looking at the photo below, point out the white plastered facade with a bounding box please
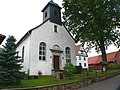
[17,21,76,75]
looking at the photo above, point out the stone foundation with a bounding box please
[9,72,120,90]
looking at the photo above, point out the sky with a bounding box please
[0,0,62,42]
[0,0,119,56]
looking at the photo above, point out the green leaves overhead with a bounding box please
[63,0,120,43]
[63,0,120,66]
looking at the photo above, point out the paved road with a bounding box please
[77,74,120,90]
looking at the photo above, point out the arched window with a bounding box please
[65,47,71,61]
[39,42,46,61]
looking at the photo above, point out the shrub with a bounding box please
[88,66,93,72]
[108,64,120,70]
[74,66,82,74]
[116,65,120,69]
[27,76,38,79]
[63,59,76,78]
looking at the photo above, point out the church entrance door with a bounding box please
[53,55,60,71]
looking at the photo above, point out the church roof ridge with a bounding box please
[16,20,76,47]
[41,0,61,12]
[16,19,50,46]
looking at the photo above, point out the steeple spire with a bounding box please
[42,1,62,25]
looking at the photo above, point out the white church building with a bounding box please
[16,0,76,75]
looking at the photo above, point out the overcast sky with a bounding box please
[0,0,62,42]
[0,0,119,56]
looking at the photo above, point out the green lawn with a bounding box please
[20,76,79,88]
[0,75,79,88]
[0,70,119,89]
[79,70,118,78]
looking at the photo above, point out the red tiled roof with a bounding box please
[75,45,81,54]
[88,55,102,64]
[115,49,120,57]
[88,51,119,65]
[115,50,120,60]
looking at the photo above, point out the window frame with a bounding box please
[79,56,81,60]
[79,63,81,66]
[84,57,86,61]
[65,47,71,61]
[54,25,57,33]
[84,63,86,67]
[22,46,25,63]
[39,42,46,61]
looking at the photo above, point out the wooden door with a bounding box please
[53,55,60,71]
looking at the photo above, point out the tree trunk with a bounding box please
[97,39,107,73]
[99,39,107,62]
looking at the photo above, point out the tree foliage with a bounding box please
[0,36,24,85]
[63,0,120,64]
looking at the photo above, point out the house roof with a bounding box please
[75,45,81,54]
[88,55,101,65]
[88,50,119,65]
[75,44,88,57]
[115,49,120,60]
[0,34,5,44]
[115,49,120,57]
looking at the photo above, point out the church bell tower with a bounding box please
[41,0,62,25]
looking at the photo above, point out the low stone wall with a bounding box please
[90,72,120,83]
[10,72,120,90]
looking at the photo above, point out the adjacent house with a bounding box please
[0,34,5,45]
[115,50,120,64]
[16,1,76,75]
[76,45,88,69]
[0,34,5,53]
[88,50,120,70]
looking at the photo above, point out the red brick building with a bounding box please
[88,50,120,70]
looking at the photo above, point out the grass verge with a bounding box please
[0,70,119,88]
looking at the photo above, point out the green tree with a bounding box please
[63,0,120,71]
[63,59,76,78]
[0,35,24,85]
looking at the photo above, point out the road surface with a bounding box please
[77,74,120,90]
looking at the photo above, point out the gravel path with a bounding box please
[77,74,120,90]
